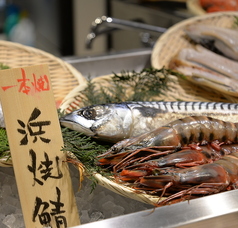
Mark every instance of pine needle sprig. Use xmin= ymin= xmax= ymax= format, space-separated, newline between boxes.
xmin=0 ymin=63 xmax=11 ymax=160
xmin=233 ymin=16 xmax=238 ymax=28
xmin=111 ymin=67 xmax=171 ymax=101
xmin=79 ymin=67 xmax=173 ymax=106
xmin=0 ymin=128 xmax=10 ymax=159
xmin=79 ymin=80 xmax=105 ymax=106
xmin=61 ymin=127 xmax=109 ymax=174
xmin=0 ymin=63 xmax=10 ymax=70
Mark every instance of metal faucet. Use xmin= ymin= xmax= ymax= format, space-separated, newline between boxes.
xmin=86 ymin=16 xmax=167 ymax=49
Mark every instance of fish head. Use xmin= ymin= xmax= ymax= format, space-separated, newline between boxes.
xmin=60 ymin=103 xmax=132 ymax=142
xmin=60 ymin=108 xmax=96 ymax=136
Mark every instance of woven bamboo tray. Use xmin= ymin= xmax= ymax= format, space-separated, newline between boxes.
xmin=0 ymin=40 xmax=87 ymax=167
xmin=151 ymin=11 xmax=238 ymax=103
xmin=59 ymin=12 xmax=238 ymax=205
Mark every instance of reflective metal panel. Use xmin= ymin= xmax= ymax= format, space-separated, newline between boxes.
xmin=72 ymin=190 xmax=238 ymax=228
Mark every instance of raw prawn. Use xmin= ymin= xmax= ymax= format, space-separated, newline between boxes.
xmin=116 ymin=144 xmax=238 ymax=182
xmin=105 ymin=116 xmax=238 ymax=155
xmin=137 ymin=152 xmax=238 ymax=206
xmin=98 ymin=146 xmax=178 ymax=170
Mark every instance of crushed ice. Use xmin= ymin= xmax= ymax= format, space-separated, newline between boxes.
xmin=0 ymin=164 xmax=153 ymax=227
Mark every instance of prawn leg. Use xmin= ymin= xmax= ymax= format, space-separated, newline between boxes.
xmin=157 ymin=183 xmax=227 ymax=206
xmin=98 ymin=146 xmax=180 ymax=170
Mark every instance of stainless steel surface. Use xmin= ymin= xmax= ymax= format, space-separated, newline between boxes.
xmin=86 ymin=16 xmax=167 ymax=49
xmin=72 ymin=189 xmax=238 ymax=228
xmin=65 ymin=49 xmax=238 ymax=227
xmin=64 ymin=48 xmax=151 ymax=79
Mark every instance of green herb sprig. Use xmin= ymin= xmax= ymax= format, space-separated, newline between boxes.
xmin=0 ymin=63 xmax=10 ymax=70
xmin=0 ymin=64 xmax=10 ymax=160
xmin=0 ymin=128 xmax=10 ymax=158
xmin=61 ymin=127 xmax=109 ymax=173
xmin=79 ymin=67 xmax=175 ymax=106
xmin=233 ymin=16 xmax=238 ymax=28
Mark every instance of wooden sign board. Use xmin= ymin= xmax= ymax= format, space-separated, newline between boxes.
xmin=0 ymin=65 xmax=80 ymax=227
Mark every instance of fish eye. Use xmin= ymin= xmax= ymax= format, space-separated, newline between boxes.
xmin=80 ymin=109 xmax=96 ymax=120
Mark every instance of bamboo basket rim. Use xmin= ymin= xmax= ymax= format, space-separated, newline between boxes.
xmin=93 ymin=173 xmax=160 ymax=205
xmin=0 ymin=40 xmax=85 ymax=81
xmin=152 ymin=11 xmax=238 ymax=69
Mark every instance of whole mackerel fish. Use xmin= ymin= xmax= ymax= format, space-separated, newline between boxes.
xmin=60 ymin=101 xmax=238 ymax=143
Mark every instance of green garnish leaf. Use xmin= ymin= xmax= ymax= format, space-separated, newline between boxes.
xmin=61 ymin=127 xmax=109 ymax=173
xmin=79 ymin=67 xmax=173 ymax=106
xmin=0 ymin=63 xmax=10 ymax=70
xmin=0 ymin=128 xmax=10 ymax=158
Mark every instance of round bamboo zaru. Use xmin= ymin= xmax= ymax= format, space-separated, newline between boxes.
xmin=0 ymin=42 xmax=161 ymax=204
xmin=0 ymin=40 xmax=87 ymax=102
xmin=151 ymin=11 xmax=238 ymax=104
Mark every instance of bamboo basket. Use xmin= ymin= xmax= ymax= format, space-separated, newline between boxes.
xmin=151 ymin=11 xmax=238 ymax=104
xmin=59 ymin=12 xmax=238 ymax=205
xmin=0 ymin=40 xmax=87 ymax=167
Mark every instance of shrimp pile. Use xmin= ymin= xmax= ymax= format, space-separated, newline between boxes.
xmin=97 ymin=116 xmax=238 ymax=206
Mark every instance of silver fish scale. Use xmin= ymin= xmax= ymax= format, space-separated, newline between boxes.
xmin=127 ymin=101 xmax=238 ymax=113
